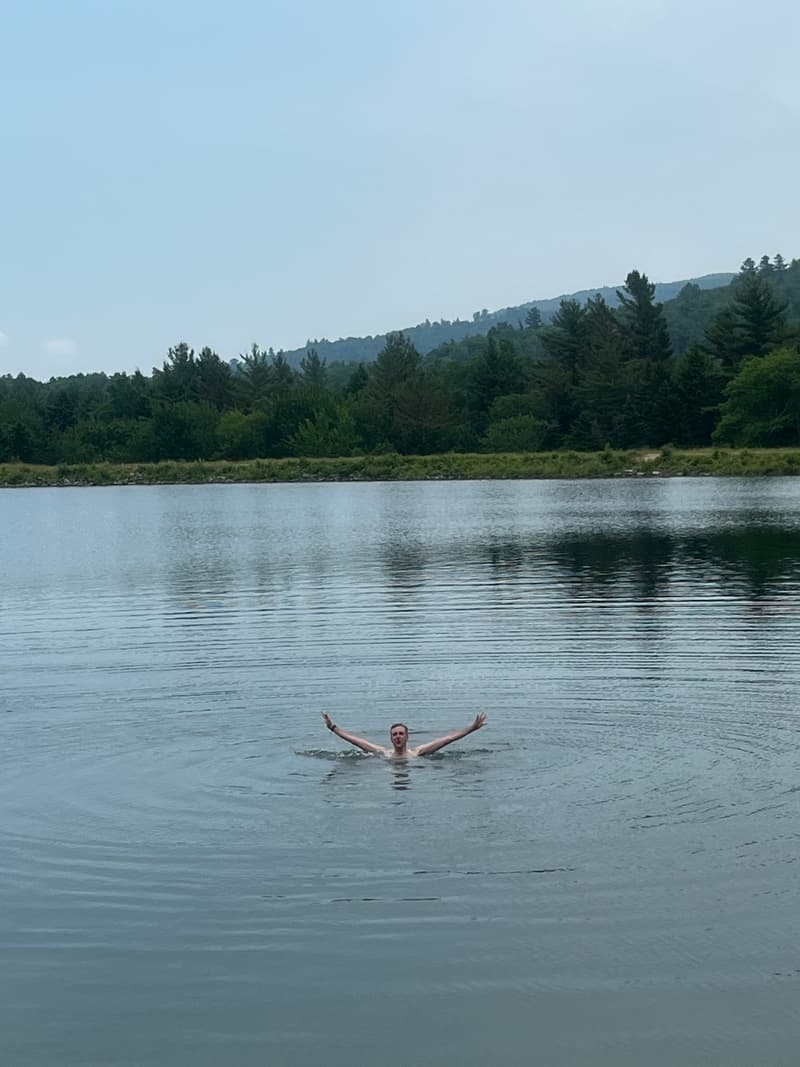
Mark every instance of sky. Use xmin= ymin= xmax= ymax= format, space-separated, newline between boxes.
xmin=2 ymin=0 xmax=799 ymax=381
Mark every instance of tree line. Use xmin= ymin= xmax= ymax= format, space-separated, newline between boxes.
xmin=2 ymin=254 xmax=799 ymax=465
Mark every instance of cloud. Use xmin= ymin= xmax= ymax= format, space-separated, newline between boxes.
xmin=0 ymin=330 xmax=8 ymax=348
xmin=43 ymin=338 xmax=77 ymax=356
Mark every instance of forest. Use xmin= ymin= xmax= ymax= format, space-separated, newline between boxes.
xmin=2 ymin=254 xmax=799 ymax=466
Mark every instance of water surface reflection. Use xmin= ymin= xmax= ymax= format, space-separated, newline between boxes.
xmin=2 ymin=478 xmax=800 ymax=1067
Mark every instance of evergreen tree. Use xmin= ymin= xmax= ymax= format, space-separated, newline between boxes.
xmin=345 ymin=363 xmax=369 ymax=395
xmin=672 ymin=344 xmax=724 ymax=445
xmin=151 ymin=400 xmax=218 ymax=460
xmin=152 ymin=342 xmax=198 ymax=403
xmin=615 ymin=271 xmax=675 ymax=444
xmin=540 ymin=299 xmax=587 ymax=380
xmin=270 ymin=351 xmax=295 ymax=393
xmin=195 ymin=347 xmax=235 ymax=409
xmin=299 ymin=347 xmax=328 ymax=388
xmin=46 ymin=388 xmax=78 ymax=432
xmin=10 ymin=421 xmax=35 ymax=461
xmin=107 ymin=371 xmax=152 ymax=420
xmin=369 ymin=332 xmax=422 ymax=397
xmin=731 ymin=273 xmax=789 ymax=361
xmin=238 ymin=344 xmax=272 ymax=402
xmin=702 ymin=305 xmax=739 ymax=373
xmin=363 ymin=332 xmax=424 ymax=450
xmin=465 ymin=334 xmax=524 ymax=434
xmin=583 ymin=293 xmax=622 ymax=357
xmin=616 ymin=271 xmax=673 ymax=365
xmin=525 ymin=306 xmax=543 ymax=329
xmin=391 ymin=377 xmax=455 ymax=454
xmin=533 ymin=299 xmax=589 ymax=442
xmin=568 ymin=295 xmax=627 ymax=448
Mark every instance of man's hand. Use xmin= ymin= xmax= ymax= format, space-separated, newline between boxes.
xmin=321 ymin=712 xmax=385 ymax=754
xmin=413 ymin=712 xmax=488 ymax=756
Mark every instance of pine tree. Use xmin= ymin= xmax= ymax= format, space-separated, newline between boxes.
xmin=369 ymin=332 xmax=422 ymax=398
xmin=346 ymin=363 xmax=369 ymax=395
xmin=615 ymin=271 xmax=675 ymax=444
xmin=466 ymin=334 xmax=524 ymax=434
xmin=299 ymin=347 xmax=328 ymax=388
xmin=238 ymin=344 xmax=273 ymax=402
xmin=153 ymin=342 xmax=198 ymax=403
xmin=540 ymin=299 xmax=587 ymax=380
xmin=672 ymin=344 xmax=724 ymax=445
xmin=583 ymin=294 xmax=622 ymax=356
xmin=616 ymin=271 xmax=673 ymax=364
xmin=269 ymin=351 xmax=296 ymax=393
xmin=732 ymin=273 xmax=789 ymax=360
xmin=525 ymin=306 xmax=543 ymax=329
xmin=195 ymin=347 xmax=234 ymax=409
xmin=567 ymin=294 xmax=627 ymax=448
xmin=702 ymin=305 xmax=739 ymax=373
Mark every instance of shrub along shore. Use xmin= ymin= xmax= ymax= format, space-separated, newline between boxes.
xmin=2 ymin=448 xmax=800 ymax=488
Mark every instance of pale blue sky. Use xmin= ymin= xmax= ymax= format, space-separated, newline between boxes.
xmin=2 ymin=0 xmax=799 ymax=380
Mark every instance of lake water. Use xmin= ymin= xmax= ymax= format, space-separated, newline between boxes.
xmin=2 ymin=477 xmax=800 ymax=1067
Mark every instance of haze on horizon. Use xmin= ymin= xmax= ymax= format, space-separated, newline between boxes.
xmin=2 ymin=0 xmax=799 ymax=381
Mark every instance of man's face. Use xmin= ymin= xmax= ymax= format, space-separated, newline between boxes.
xmin=390 ymin=725 xmax=408 ymax=749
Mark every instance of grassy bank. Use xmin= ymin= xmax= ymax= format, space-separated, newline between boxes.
xmin=3 ymin=447 xmax=800 ymax=488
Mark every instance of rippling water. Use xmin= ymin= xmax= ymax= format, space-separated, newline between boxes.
xmin=3 ymin=478 xmax=800 ymax=1066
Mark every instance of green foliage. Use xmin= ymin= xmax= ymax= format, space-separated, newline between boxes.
xmin=151 ymin=400 xmax=219 ymax=460
xmin=730 ymin=273 xmax=789 ymax=362
xmin=299 ymin=348 xmax=328 ymax=388
xmin=465 ymin=335 xmax=525 ymax=434
xmin=7 ymin=445 xmax=800 ymax=488
xmin=288 ymin=406 xmax=362 ymax=457
xmin=702 ymin=305 xmax=739 ymax=372
xmin=714 ymin=348 xmax=800 ymax=446
xmin=672 ymin=344 xmax=725 ymax=446
xmin=482 ymin=415 xmax=551 ymax=452
xmin=216 ymin=409 xmax=271 ymax=460
xmin=617 ymin=270 xmax=672 ymax=364
xmin=237 ymin=344 xmax=273 ymax=401
xmin=3 ymin=256 xmax=800 ymax=469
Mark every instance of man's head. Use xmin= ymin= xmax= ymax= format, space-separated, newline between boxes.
xmin=389 ymin=722 xmax=409 ymax=751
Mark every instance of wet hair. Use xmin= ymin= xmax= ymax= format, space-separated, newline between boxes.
xmin=389 ymin=722 xmax=409 ymax=736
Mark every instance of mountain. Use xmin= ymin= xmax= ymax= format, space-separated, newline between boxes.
xmin=281 ymin=273 xmax=735 ymax=367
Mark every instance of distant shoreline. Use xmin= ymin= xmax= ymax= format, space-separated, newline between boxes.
xmin=2 ymin=448 xmax=800 ymax=488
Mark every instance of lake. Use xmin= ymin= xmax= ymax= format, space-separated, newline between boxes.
xmin=2 ymin=477 xmax=800 ymax=1067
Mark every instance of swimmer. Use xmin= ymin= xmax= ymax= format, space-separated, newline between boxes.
xmin=321 ymin=711 xmax=487 ymax=757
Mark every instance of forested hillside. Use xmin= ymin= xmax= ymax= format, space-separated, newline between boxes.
xmin=278 ymin=272 xmax=733 ymax=367
xmin=1 ymin=255 xmax=799 ymax=465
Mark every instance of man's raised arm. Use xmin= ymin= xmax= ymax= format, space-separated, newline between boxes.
xmin=414 ymin=713 xmax=487 ymax=756
xmin=321 ymin=711 xmax=386 ymax=755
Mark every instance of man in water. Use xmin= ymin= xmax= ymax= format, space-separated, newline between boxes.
xmin=321 ymin=711 xmax=487 ymax=757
